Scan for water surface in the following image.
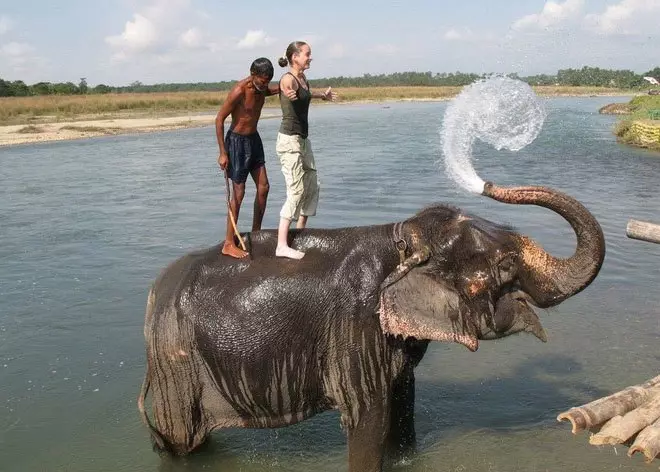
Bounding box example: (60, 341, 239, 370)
(2, 97, 660, 471)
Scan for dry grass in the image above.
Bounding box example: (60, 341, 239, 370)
(0, 92, 228, 126)
(16, 125, 45, 134)
(59, 125, 121, 133)
(0, 86, 636, 126)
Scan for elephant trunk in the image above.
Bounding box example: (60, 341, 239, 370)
(482, 182, 605, 308)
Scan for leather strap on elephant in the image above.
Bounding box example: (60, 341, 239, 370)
(380, 245, 431, 291)
(393, 221, 408, 264)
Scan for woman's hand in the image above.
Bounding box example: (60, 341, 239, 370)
(322, 87, 337, 101)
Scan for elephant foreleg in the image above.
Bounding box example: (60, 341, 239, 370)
(386, 367, 416, 462)
(347, 403, 390, 472)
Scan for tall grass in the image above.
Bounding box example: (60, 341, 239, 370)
(0, 86, 634, 126)
(0, 92, 228, 125)
(626, 95, 660, 120)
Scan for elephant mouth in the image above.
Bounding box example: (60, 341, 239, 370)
(486, 289, 548, 343)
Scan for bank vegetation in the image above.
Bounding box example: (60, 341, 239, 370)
(0, 85, 635, 126)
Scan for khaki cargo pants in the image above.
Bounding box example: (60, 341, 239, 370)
(276, 132, 320, 220)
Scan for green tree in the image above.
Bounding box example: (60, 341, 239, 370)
(52, 82, 79, 95)
(92, 84, 112, 94)
(10, 80, 30, 96)
(0, 78, 12, 96)
(79, 77, 88, 94)
(31, 82, 53, 95)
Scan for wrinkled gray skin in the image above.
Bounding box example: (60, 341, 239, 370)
(138, 183, 604, 472)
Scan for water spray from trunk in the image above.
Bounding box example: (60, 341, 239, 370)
(440, 75, 547, 193)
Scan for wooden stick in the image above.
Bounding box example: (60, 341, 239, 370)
(628, 417, 660, 462)
(557, 376, 660, 434)
(589, 392, 660, 446)
(223, 170, 247, 251)
(626, 219, 660, 244)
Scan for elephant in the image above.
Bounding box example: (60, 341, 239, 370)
(138, 181, 605, 472)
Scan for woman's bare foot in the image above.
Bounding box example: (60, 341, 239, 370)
(275, 245, 305, 259)
(222, 241, 249, 259)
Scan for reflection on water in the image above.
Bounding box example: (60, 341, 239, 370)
(2, 97, 660, 471)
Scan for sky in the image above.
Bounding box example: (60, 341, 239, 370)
(0, 0, 659, 86)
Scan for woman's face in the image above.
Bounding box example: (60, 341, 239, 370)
(293, 44, 312, 70)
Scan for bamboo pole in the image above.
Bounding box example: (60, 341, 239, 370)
(628, 417, 660, 462)
(223, 169, 247, 251)
(626, 219, 660, 245)
(589, 393, 660, 446)
(557, 376, 660, 434)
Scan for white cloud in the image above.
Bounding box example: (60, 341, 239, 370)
(105, 1, 217, 62)
(0, 41, 45, 76)
(1, 41, 34, 57)
(180, 27, 203, 48)
(106, 14, 159, 53)
(584, 0, 660, 35)
(0, 15, 12, 35)
(236, 30, 273, 49)
(512, 0, 584, 31)
(444, 28, 482, 42)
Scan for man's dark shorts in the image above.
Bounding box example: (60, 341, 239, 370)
(224, 129, 265, 184)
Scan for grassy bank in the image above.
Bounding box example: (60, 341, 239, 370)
(0, 85, 633, 126)
(612, 95, 660, 151)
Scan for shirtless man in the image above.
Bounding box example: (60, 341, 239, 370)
(215, 57, 295, 258)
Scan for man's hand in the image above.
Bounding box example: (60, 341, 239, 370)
(218, 152, 229, 170)
(284, 88, 297, 101)
(323, 86, 337, 102)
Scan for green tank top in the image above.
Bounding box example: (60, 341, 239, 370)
(279, 72, 311, 138)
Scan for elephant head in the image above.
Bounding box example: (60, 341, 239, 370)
(379, 182, 605, 351)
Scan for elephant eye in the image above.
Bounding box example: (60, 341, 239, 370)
(498, 255, 516, 272)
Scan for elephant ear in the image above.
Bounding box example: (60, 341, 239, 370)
(379, 265, 479, 352)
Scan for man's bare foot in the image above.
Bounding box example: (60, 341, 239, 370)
(222, 241, 249, 259)
(275, 245, 305, 259)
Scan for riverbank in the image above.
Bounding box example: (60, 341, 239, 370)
(601, 94, 660, 151)
(0, 113, 282, 147)
(0, 86, 640, 147)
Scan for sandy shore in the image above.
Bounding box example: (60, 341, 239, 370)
(0, 112, 282, 147)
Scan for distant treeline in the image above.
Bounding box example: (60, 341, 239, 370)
(1, 66, 659, 97)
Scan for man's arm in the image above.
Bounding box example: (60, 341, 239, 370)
(215, 85, 243, 169)
(266, 82, 279, 97)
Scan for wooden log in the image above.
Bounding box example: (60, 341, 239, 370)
(628, 417, 660, 462)
(589, 393, 660, 446)
(626, 219, 660, 244)
(557, 376, 660, 434)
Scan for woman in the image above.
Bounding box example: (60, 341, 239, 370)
(275, 41, 336, 259)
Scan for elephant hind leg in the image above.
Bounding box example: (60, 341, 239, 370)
(150, 352, 214, 455)
(147, 306, 214, 455)
(346, 404, 390, 472)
